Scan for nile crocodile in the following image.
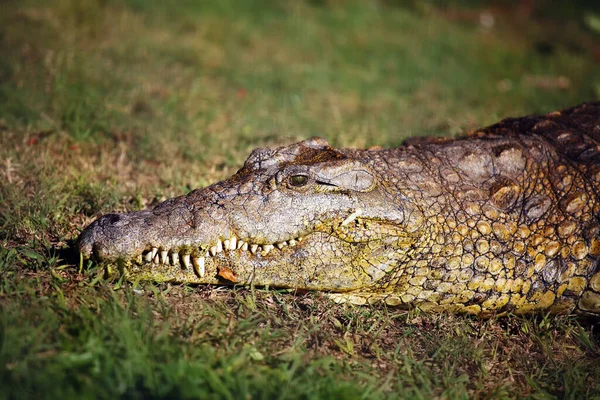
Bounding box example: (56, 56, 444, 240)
(78, 102, 600, 316)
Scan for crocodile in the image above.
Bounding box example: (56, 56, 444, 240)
(77, 102, 600, 316)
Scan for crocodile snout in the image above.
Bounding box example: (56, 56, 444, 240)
(77, 211, 155, 261)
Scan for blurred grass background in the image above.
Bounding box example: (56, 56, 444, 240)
(1, 0, 600, 398)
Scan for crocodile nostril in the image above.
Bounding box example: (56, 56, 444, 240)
(103, 214, 122, 224)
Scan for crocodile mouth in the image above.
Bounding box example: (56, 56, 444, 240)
(112, 210, 383, 279)
(133, 233, 308, 279)
(81, 207, 401, 288)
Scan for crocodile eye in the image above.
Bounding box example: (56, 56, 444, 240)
(289, 174, 309, 187)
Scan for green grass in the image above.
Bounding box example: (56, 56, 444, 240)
(1, 0, 600, 398)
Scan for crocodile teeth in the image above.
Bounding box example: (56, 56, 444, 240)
(262, 244, 274, 255)
(341, 208, 362, 227)
(141, 233, 309, 267)
(182, 254, 191, 268)
(229, 236, 237, 250)
(193, 256, 205, 277)
(160, 250, 169, 264)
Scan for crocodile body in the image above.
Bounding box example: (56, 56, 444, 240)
(78, 102, 600, 316)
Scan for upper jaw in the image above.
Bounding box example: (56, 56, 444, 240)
(77, 204, 402, 265)
(77, 208, 314, 283)
(77, 207, 312, 268)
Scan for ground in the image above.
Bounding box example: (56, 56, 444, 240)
(1, 0, 600, 398)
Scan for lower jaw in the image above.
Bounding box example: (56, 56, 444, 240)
(100, 233, 384, 290)
(113, 246, 295, 285)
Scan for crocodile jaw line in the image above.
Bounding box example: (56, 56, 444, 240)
(135, 233, 307, 279)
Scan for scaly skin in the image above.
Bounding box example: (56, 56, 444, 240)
(78, 102, 600, 316)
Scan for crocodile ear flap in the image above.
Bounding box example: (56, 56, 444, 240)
(313, 162, 376, 192)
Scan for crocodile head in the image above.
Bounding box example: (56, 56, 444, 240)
(77, 137, 424, 292)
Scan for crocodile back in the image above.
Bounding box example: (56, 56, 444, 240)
(480, 102, 600, 314)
